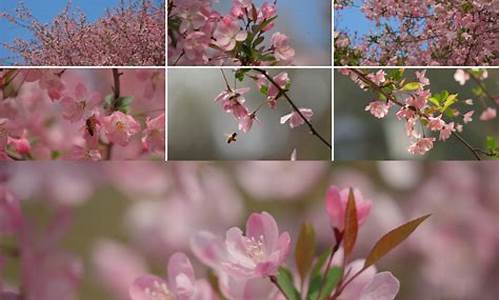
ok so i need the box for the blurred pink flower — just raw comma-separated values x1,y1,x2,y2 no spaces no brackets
93,240,147,300
130,252,216,300
218,272,281,300
479,107,496,121
337,260,399,300
325,186,372,231
463,111,474,123
454,69,470,85
60,83,101,122
191,212,290,278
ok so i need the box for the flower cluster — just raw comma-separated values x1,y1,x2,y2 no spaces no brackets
340,68,499,158
168,0,295,65
1,0,165,65
214,69,330,155
0,69,165,160
128,184,428,300
334,1,499,66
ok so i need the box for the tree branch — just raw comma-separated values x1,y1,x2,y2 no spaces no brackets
253,68,332,150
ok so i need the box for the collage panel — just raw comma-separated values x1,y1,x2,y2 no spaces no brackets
0,161,497,300
334,68,499,160
0,68,165,160
333,0,499,66
168,0,331,66
168,68,331,160
0,0,165,66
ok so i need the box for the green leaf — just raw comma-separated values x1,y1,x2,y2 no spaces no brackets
235,69,250,82
343,188,358,258
51,150,62,160
306,251,331,300
364,214,431,269
259,85,269,96
318,267,342,300
276,267,301,300
400,82,421,91
295,223,316,285
442,94,458,112
485,136,499,157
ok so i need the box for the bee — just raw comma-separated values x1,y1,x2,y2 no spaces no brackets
226,132,238,144
86,115,98,136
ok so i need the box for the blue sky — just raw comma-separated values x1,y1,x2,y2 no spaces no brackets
0,0,122,60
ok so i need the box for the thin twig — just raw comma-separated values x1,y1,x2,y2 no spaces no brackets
269,275,290,300
253,68,332,149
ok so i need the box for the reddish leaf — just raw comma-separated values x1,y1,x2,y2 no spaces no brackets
364,214,431,269
295,222,316,285
343,188,358,258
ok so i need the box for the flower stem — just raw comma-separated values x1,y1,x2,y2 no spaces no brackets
269,275,290,300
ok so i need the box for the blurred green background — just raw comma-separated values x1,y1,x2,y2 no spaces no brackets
334,69,499,160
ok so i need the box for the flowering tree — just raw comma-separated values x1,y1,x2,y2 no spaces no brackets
214,68,331,158
168,0,295,65
1,0,165,66
339,68,499,159
334,0,499,66
0,69,165,160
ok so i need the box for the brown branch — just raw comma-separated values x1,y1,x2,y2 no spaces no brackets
253,68,332,149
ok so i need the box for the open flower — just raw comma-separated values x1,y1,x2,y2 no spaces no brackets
130,252,215,300
454,69,470,85
214,16,248,51
271,33,295,63
142,113,165,153
325,186,372,231
335,259,399,300
408,137,435,155
191,212,291,278
280,108,313,128
102,111,141,146
215,88,251,120
365,101,390,119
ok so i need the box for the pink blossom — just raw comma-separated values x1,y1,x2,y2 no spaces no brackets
325,185,372,231
257,3,277,31
218,272,280,300
130,252,216,300
239,113,256,133
463,111,474,123
102,112,141,146
142,113,165,153
214,16,248,51
271,33,295,63
7,131,31,155
479,107,497,121
266,72,290,108
191,212,291,278
366,70,385,86
365,101,390,118
439,122,455,141
415,70,430,86
408,137,435,155
215,88,251,120
427,116,445,131
336,259,399,300
454,70,470,86
280,108,313,128
60,83,102,122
